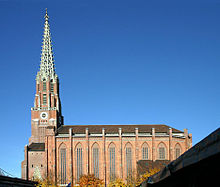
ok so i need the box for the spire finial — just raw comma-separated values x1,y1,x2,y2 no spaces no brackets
44,8,49,20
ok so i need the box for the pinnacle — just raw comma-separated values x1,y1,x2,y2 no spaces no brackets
44,8,49,20
36,9,57,82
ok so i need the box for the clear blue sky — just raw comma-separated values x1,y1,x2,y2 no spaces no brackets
0,0,220,178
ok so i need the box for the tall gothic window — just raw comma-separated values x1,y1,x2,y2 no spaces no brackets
51,83,54,93
125,143,132,182
50,80,54,93
158,142,166,160
59,144,66,185
174,143,181,159
43,94,47,105
43,81,46,92
142,143,149,160
109,143,116,181
92,143,99,178
76,143,83,181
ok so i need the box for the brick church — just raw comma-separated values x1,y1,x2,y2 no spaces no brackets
21,10,192,185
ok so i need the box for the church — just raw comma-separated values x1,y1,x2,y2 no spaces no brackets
21,10,192,186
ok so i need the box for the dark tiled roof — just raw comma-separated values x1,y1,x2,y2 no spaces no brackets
0,175,37,186
137,160,171,175
57,124,182,134
28,143,45,151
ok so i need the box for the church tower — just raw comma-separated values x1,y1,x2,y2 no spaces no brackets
29,9,63,144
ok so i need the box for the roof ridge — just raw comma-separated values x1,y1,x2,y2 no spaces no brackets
61,124,167,126
57,124,183,134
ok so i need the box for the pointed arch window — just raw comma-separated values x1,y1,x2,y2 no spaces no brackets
125,143,132,181
109,143,116,181
43,94,47,105
59,144,67,185
43,81,46,92
174,144,181,159
158,142,166,160
51,83,54,92
92,143,99,178
50,80,54,93
76,143,83,181
142,143,149,160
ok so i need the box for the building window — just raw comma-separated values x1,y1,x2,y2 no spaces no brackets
43,94,47,105
125,143,132,182
159,147,165,160
142,143,149,160
43,82,46,91
76,144,83,181
50,80,54,93
109,143,116,181
60,148,66,184
158,142,166,160
175,144,181,159
51,83,54,92
92,143,99,178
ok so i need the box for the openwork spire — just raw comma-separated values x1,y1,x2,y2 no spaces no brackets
37,9,57,82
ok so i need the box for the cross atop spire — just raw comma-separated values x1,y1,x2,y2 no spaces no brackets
45,8,49,20
36,9,57,82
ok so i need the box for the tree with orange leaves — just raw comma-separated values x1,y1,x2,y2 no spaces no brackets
136,167,160,186
78,174,104,187
107,178,126,187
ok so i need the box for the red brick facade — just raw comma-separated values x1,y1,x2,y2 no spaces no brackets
22,123,192,185
21,10,192,186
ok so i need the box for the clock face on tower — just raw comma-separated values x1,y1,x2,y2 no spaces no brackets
40,112,48,119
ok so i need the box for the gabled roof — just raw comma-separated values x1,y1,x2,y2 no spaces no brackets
57,124,183,134
28,143,45,151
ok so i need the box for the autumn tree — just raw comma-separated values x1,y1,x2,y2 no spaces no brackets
78,174,104,187
107,178,126,187
35,177,57,187
136,167,160,186
34,171,60,187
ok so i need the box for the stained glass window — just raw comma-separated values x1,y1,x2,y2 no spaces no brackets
76,144,83,181
60,147,66,184
126,144,132,182
93,144,99,178
109,143,116,181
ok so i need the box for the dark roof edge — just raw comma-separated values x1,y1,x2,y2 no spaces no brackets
60,124,168,126
57,124,183,133
28,143,45,151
